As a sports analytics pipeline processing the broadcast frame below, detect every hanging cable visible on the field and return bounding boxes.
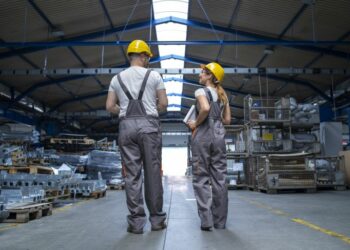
[311,0,316,41]
[258,74,262,100]
[196,0,221,42]
[43,27,49,76]
[22,2,28,43]
[331,75,337,120]
[149,1,153,42]
[235,30,238,67]
[119,0,140,41]
[101,12,107,68]
[266,72,269,99]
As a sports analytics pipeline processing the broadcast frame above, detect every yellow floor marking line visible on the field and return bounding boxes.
[292,218,350,245]
[54,199,91,213]
[235,194,350,244]
[0,223,20,232]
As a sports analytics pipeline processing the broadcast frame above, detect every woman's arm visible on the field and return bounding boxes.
[187,95,210,130]
[222,101,231,125]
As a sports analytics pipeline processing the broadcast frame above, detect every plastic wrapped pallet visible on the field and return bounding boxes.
[86,150,122,183]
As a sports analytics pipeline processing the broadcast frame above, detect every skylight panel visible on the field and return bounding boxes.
[153,0,189,112]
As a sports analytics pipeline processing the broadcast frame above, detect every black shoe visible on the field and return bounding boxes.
[127,226,143,234]
[200,226,212,231]
[214,224,226,229]
[151,221,167,231]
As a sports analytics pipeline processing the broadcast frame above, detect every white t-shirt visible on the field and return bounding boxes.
[195,87,219,102]
[108,66,165,117]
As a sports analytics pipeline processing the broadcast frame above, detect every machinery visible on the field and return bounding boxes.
[306,156,346,190]
[257,153,316,194]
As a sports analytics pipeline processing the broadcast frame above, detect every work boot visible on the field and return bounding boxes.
[151,221,167,231]
[200,226,212,231]
[127,226,143,234]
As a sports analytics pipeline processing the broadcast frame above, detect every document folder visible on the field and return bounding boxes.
[183,105,197,123]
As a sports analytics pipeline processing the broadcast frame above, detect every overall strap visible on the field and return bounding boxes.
[117,74,133,100]
[138,69,152,100]
[204,87,213,102]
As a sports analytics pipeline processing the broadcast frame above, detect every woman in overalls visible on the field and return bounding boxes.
[187,62,231,231]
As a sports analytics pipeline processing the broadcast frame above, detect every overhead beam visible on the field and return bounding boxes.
[2,67,349,76]
[0,16,349,59]
[5,55,336,105]
[1,40,350,47]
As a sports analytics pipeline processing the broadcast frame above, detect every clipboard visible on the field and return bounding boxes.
[183,105,197,123]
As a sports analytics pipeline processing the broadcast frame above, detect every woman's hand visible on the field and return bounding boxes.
[187,120,197,131]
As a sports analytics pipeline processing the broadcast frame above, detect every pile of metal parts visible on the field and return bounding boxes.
[0,145,26,166]
[86,150,122,184]
[306,156,345,190]
[0,171,107,210]
[65,172,107,197]
[0,124,39,144]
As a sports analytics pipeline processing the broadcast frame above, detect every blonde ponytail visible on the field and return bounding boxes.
[216,84,228,105]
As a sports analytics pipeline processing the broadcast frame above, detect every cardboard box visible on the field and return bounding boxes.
[339,151,350,187]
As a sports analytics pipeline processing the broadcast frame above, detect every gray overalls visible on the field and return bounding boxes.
[191,88,228,229]
[117,70,166,231]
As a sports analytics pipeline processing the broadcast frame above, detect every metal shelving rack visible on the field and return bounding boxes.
[224,125,248,189]
[244,95,317,193]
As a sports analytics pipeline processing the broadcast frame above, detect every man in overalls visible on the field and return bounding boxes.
[106,40,168,234]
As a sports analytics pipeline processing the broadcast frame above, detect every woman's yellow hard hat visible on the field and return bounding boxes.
[200,62,224,83]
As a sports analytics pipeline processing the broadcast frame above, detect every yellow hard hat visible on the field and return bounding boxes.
[127,40,153,57]
[201,62,224,83]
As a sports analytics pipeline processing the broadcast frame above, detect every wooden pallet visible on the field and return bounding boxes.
[227,184,247,190]
[27,158,46,165]
[259,188,317,194]
[4,203,52,223]
[90,190,107,199]
[0,165,53,175]
[108,184,125,190]
[43,194,70,203]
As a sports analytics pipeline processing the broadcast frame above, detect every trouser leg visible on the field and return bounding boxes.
[119,134,146,231]
[210,138,228,228]
[140,132,166,227]
[191,140,213,228]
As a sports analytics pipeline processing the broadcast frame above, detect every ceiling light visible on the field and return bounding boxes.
[51,28,64,37]
[263,48,274,55]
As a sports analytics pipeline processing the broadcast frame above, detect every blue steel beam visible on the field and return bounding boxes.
[1,17,349,59]
[0,106,34,125]
[2,40,350,47]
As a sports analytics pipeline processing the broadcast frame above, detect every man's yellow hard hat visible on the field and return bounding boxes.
[200,62,224,83]
[127,40,153,57]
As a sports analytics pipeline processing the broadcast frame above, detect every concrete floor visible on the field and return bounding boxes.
[0,176,349,250]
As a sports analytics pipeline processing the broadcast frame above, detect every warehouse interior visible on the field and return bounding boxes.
[0,0,350,249]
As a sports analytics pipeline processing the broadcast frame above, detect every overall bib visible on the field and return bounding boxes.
[117,70,166,231]
[191,88,228,229]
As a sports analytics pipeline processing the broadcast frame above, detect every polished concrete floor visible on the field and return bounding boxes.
[0,176,349,250]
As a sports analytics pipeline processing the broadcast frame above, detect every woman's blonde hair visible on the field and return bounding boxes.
[211,74,228,105]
